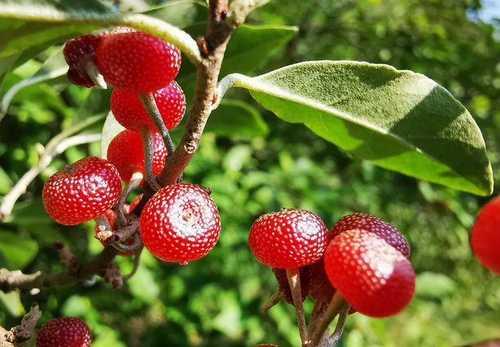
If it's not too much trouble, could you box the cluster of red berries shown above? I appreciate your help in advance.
[42,30,221,266]
[249,210,416,318]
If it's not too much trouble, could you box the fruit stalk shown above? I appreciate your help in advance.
[309,292,345,346]
[287,268,309,346]
[140,93,176,158]
[140,129,161,191]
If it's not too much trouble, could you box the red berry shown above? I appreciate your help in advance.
[107,130,167,182]
[36,317,91,347]
[324,229,415,318]
[111,82,186,131]
[249,209,328,269]
[63,34,102,88]
[96,31,181,92]
[471,197,500,274]
[140,184,221,264]
[332,213,411,259]
[43,157,122,225]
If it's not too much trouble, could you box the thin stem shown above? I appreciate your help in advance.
[329,304,350,346]
[116,171,143,225]
[140,93,175,158]
[124,249,143,281]
[287,268,309,346]
[309,292,345,346]
[260,290,282,314]
[140,129,160,191]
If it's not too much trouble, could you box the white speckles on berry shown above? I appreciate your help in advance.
[36,317,91,347]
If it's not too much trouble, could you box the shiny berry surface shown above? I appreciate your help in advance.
[140,184,221,264]
[324,229,416,318]
[36,317,91,347]
[43,157,122,225]
[111,82,186,131]
[249,209,328,269]
[96,31,181,92]
[107,130,167,182]
[332,213,411,258]
[63,34,102,88]
[471,196,500,274]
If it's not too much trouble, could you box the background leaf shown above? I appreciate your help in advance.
[228,61,493,195]
[0,229,38,269]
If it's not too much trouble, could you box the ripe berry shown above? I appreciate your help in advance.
[249,209,328,269]
[96,31,181,92]
[111,82,186,131]
[140,184,221,264]
[332,213,411,259]
[43,157,122,225]
[324,229,416,318]
[107,130,167,182]
[471,197,500,274]
[63,34,102,88]
[36,317,91,347]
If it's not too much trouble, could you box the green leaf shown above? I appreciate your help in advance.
[416,272,456,299]
[206,99,268,139]
[226,61,493,195]
[0,291,25,317]
[179,24,298,98]
[101,112,125,158]
[1,49,67,120]
[0,166,12,194]
[0,230,38,268]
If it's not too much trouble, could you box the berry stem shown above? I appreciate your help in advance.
[326,304,350,347]
[83,61,107,89]
[124,249,143,281]
[286,268,309,347]
[309,292,346,346]
[116,171,143,226]
[260,290,283,314]
[140,93,176,158]
[140,129,161,191]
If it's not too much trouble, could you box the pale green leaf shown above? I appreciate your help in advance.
[226,61,493,195]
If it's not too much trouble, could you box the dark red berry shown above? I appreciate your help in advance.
[36,317,91,347]
[471,197,500,274]
[249,209,328,269]
[140,184,221,264]
[107,130,167,182]
[324,229,416,318]
[332,213,411,259]
[63,34,102,88]
[111,82,186,131]
[96,31,181,92]
[43,157,122,225]
[67,68,94,88]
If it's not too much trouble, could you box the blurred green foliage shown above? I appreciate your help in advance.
[1,0,500,346]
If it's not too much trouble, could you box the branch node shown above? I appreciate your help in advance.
[5,304,41,343]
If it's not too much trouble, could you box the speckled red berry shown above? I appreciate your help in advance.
[111,82,186,131]
[107,130,167,182]
[324,229,415,318]
[249,209,328,269]
[43,157,122,226]
[332,213,411,259]
[96,31,181,92]
[471,197,500,274]
[63,34,102,88]
[140,184,221,264]
[36,317,91,347]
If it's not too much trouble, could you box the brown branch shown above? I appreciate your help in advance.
[4,304,41,344]
[0,246,118,292]
[287,269,309,347]
[159,0,258,185]
[309,292,346,346]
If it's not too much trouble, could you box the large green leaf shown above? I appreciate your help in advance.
[225,61,493,195]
